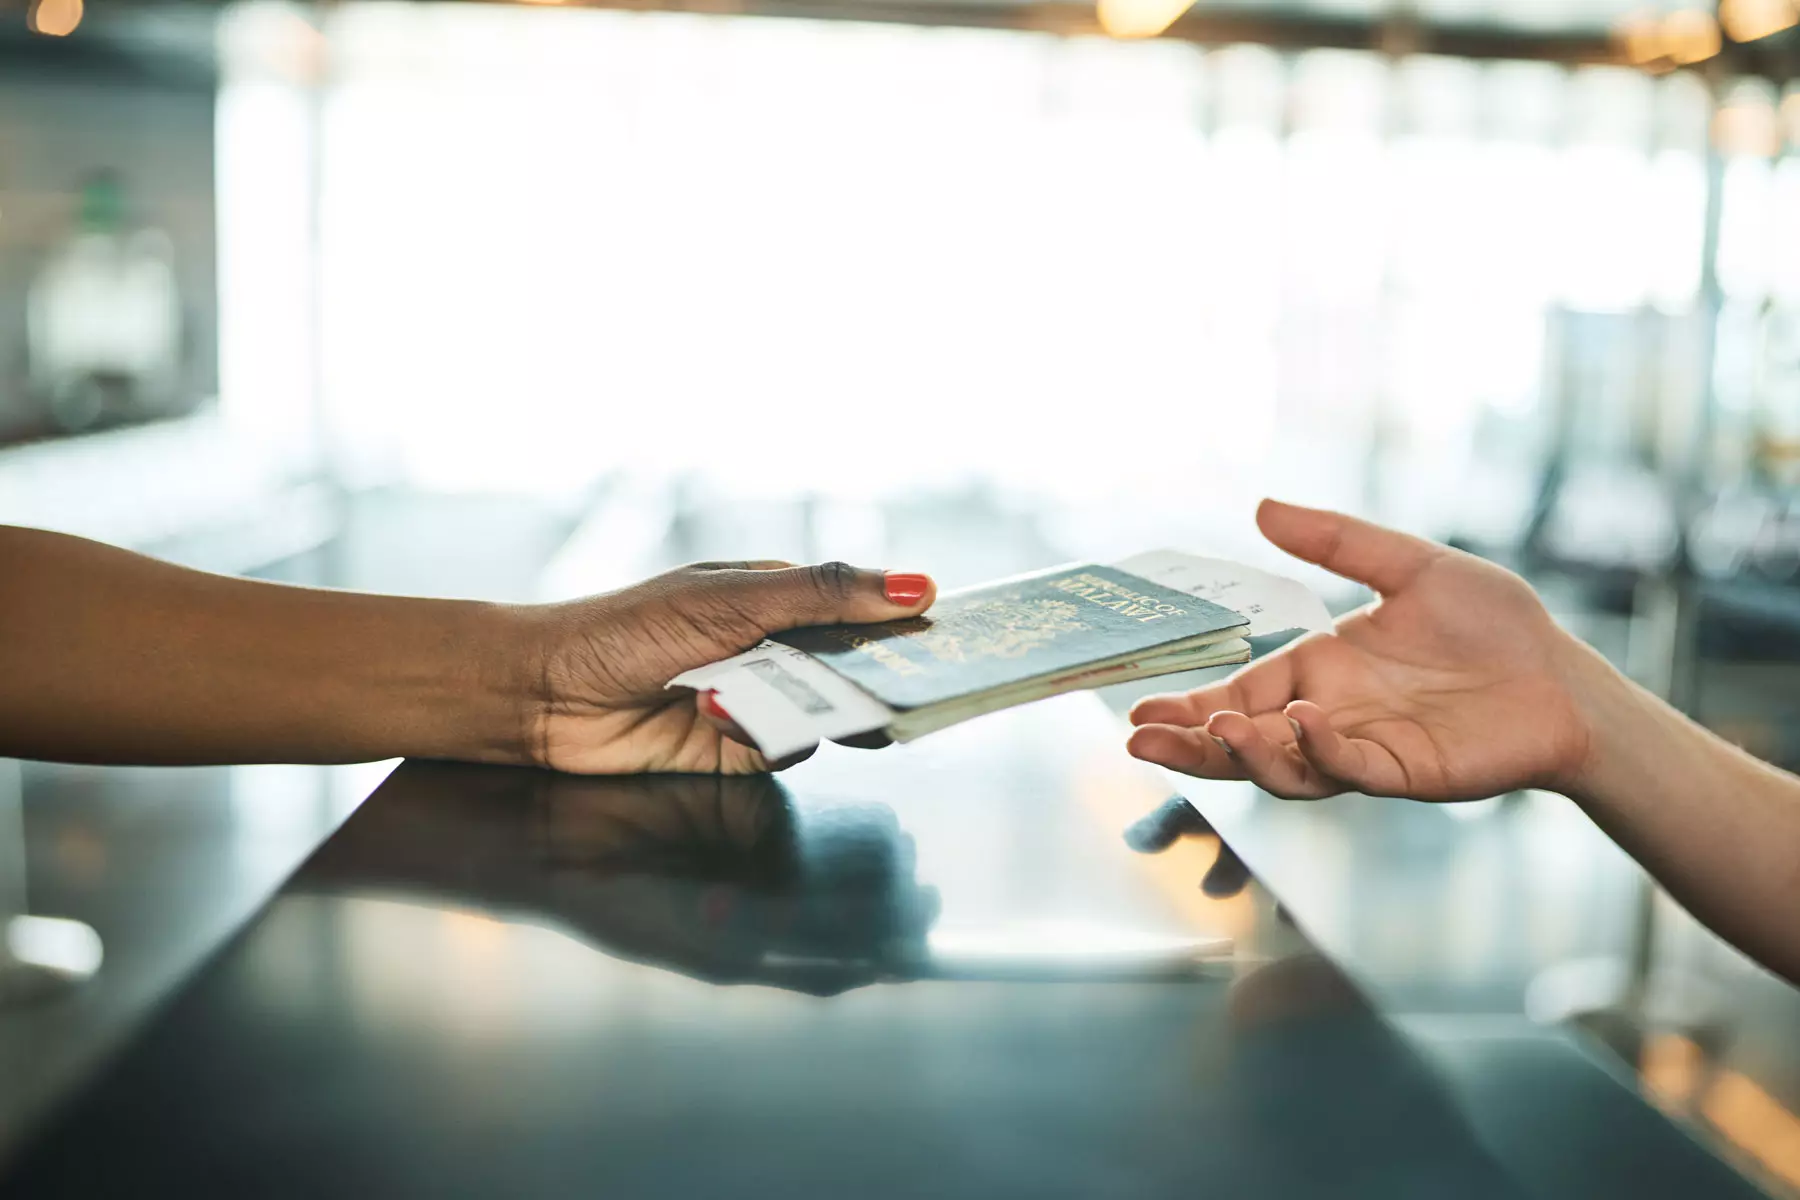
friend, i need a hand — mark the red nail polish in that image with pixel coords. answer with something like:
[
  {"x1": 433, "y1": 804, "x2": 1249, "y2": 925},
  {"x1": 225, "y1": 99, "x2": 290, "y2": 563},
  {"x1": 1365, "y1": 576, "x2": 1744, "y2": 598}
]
[
  {"x1": 884, "y1": 572, "x2": 930, "y2": 605},
  {"x1": 699, "y1": 691, "x2": 733, "y2": 721}
]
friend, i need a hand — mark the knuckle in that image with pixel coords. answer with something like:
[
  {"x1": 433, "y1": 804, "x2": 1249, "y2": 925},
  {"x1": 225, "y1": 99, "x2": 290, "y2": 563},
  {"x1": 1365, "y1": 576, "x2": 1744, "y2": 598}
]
[
  {"x1": 1317, "y1": 522, "x2": 1346, "y2": 569},
  {"x1": 807, "y1": 561, "x2": 859, "y2": 600}
]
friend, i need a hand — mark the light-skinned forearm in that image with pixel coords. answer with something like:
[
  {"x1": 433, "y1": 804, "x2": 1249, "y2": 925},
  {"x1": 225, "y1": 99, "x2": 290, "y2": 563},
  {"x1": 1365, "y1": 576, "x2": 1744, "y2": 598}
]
[
  {"x1": 1560, "y1": 638, "x2": 1800, "y2": 985},
  {"x1": 0, "y1": 526, "x2": 539, "y2": 766}
]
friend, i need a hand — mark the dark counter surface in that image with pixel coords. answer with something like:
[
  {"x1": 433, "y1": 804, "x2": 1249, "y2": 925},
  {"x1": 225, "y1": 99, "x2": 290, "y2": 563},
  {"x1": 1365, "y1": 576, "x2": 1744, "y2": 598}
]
[{"x1": 0, "y1": 697, "x2": 1769, "y2": 1198}]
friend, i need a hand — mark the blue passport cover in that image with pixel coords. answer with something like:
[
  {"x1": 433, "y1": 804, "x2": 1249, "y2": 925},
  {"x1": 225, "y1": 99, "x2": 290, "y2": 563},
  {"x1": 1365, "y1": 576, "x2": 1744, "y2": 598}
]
[{"x1": 773, "y1": 563, "x2": 1247, "y2": 711}]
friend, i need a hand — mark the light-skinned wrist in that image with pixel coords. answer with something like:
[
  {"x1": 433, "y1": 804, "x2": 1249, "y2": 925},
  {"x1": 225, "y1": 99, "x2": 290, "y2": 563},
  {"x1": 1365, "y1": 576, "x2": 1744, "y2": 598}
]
[{"x1": 1550, "y1": 631, "x2": 1654, "y2": 804}]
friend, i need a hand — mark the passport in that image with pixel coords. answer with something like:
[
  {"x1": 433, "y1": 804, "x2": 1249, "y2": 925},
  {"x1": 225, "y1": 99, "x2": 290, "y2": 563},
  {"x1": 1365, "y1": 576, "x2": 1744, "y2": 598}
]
[
  {"x1": 772, "y1": 563, "x2": 1250, "y2": 713},
  {"x1": 666, "y1": 551, "x2": 1329, "y2": 759}
]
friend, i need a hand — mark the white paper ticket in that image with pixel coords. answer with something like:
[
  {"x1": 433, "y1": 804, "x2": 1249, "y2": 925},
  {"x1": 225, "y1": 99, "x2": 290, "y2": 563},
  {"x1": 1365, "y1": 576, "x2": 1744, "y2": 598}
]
[
  {"x1": 1112, "y1": 551, "x2": 1331, "y2": 638},
  {"x1": 670, "y1": 639, "x2": 894, "y2": 757}
]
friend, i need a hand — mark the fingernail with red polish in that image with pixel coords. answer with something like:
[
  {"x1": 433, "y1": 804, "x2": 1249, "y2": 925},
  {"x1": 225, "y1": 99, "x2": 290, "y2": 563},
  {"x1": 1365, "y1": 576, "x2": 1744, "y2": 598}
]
[
  {"x1": 699, "y1": 690, "x2": 733, "y2": 721},
  {"x1": 884, "y1": 572, "x2": 930, "y2": 605}
]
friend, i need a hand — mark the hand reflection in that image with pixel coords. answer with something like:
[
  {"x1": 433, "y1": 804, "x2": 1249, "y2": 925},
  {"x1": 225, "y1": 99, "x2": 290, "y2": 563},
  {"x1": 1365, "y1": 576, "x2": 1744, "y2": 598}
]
[
  {"x1": 306, "y1": 765, "x2": 938, "y2": 996},
  {"x1": 1123, "y1": 798, "x2": 1524, "y2": 1195},
  {"x1": 1123, "y1": 795, "x2": 1255, "y2": 899}
]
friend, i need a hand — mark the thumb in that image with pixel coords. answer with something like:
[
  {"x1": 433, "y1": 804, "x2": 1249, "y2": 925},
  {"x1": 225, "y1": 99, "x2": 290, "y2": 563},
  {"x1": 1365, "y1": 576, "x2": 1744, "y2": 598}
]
[
  {"x1": 1256, "y1": 498, "x2": 1442, "y2": 596},
  {"x1": 707, "y1": 562, "x2": 936, "y2": 632}
]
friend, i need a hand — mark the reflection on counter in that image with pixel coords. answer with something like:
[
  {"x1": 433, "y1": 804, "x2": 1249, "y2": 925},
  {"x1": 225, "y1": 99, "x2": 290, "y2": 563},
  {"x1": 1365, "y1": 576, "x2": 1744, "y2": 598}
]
[
  {"x1": 298, "y1": 768, "x2": 940, "y2": 998},
  {"x1": 0, "y1": 701, "x2": 1770, "y2": 1199},
  {"x1": 292, "y1": 766, "x2": 1238, "y2": 1002}
]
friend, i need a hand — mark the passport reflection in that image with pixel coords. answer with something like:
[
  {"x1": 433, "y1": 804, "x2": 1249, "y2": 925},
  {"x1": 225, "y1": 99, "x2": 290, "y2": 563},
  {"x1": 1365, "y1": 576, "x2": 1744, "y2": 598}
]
[{"x1": 300, "y1": 765, "x2": 940, "y2": 996}]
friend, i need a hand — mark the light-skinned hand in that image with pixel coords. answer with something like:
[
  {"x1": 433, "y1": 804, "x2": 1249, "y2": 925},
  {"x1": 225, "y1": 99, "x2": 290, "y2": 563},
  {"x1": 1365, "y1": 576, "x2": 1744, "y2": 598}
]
[{"x1": 1127, "y1": 500, "x2": 1603, "y2": 801}]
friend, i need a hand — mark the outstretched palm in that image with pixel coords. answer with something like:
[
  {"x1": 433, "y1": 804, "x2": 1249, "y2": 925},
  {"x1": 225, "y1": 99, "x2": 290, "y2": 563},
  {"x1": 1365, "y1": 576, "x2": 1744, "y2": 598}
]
[{"x1": 1128, "y1": 502, "x2": 1596, "y2": 802}]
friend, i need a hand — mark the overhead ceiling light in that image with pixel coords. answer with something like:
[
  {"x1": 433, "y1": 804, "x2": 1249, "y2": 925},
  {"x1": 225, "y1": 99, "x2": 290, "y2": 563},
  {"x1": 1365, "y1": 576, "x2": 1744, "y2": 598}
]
[
  {"x1": 1617, "y1": 10, "x2": 1666, "y2": 64},
  {"x1": 1720, "y1": 0, "x2": 1799, "y2": 42},
  {"x1": 1097, "y1": 0, "x2": 1195, "y2": 40},
  {"x1": 27, "y1": 0, "x2": 83, "y2": 37},
  {"x1": 1662, "y1": 9, "x2": 1723, "y2": 64}
]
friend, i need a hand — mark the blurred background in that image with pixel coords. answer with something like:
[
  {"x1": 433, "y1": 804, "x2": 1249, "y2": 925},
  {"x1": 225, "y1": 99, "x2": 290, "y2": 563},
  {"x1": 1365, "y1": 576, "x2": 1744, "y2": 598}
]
[{"x1": 1, "y1": 0, "x2": 1799, "y2": 1189}]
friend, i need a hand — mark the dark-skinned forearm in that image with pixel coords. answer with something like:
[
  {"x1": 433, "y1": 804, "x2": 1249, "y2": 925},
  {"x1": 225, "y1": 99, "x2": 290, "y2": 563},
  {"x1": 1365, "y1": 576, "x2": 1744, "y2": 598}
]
[{"x1": 0, "y1": 525, "x2": 540, "y2": 766}]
